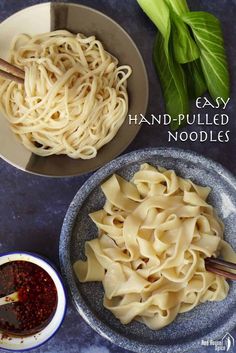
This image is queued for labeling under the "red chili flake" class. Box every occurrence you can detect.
[0,261,58,336]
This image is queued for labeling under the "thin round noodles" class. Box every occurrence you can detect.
[0,30,132,159]
[74,163,236,330]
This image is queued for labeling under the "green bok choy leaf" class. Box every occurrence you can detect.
[153,33,189,130]
[171,13,200,64]
[137,0,170,39]
[185,59,207,99]
[182,11,230,101]
[137,0,230,130]
[165,0,189,16]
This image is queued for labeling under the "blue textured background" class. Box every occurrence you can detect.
[0,1,236,353]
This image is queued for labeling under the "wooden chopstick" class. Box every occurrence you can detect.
[205,257,236,270]
[0,58,24,84]
[205,257,236,280]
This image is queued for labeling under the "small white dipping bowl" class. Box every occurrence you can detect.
[0,252,67,351]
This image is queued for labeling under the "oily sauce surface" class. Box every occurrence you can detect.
[0,260,58,336]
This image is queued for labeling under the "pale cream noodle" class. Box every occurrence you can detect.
[74,163,236,330]
[0,30,131,159]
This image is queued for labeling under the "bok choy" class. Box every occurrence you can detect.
[137,0,230,129]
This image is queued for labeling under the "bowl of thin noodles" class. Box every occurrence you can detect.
[0,3,148,176]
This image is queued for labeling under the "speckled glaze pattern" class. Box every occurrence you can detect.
[60,148,236,353]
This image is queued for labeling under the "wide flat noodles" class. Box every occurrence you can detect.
[74,163,236,330]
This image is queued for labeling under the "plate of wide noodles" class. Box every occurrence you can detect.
[60,148,236,353]
[0,3,148,176]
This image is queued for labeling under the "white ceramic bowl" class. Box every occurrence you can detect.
[0,2,148,177]
[0,252,67,351]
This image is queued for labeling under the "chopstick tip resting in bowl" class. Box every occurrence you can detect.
[0,58,24,84]
[205,257,236,280]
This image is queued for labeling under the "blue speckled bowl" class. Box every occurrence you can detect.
[59,148,236,353]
